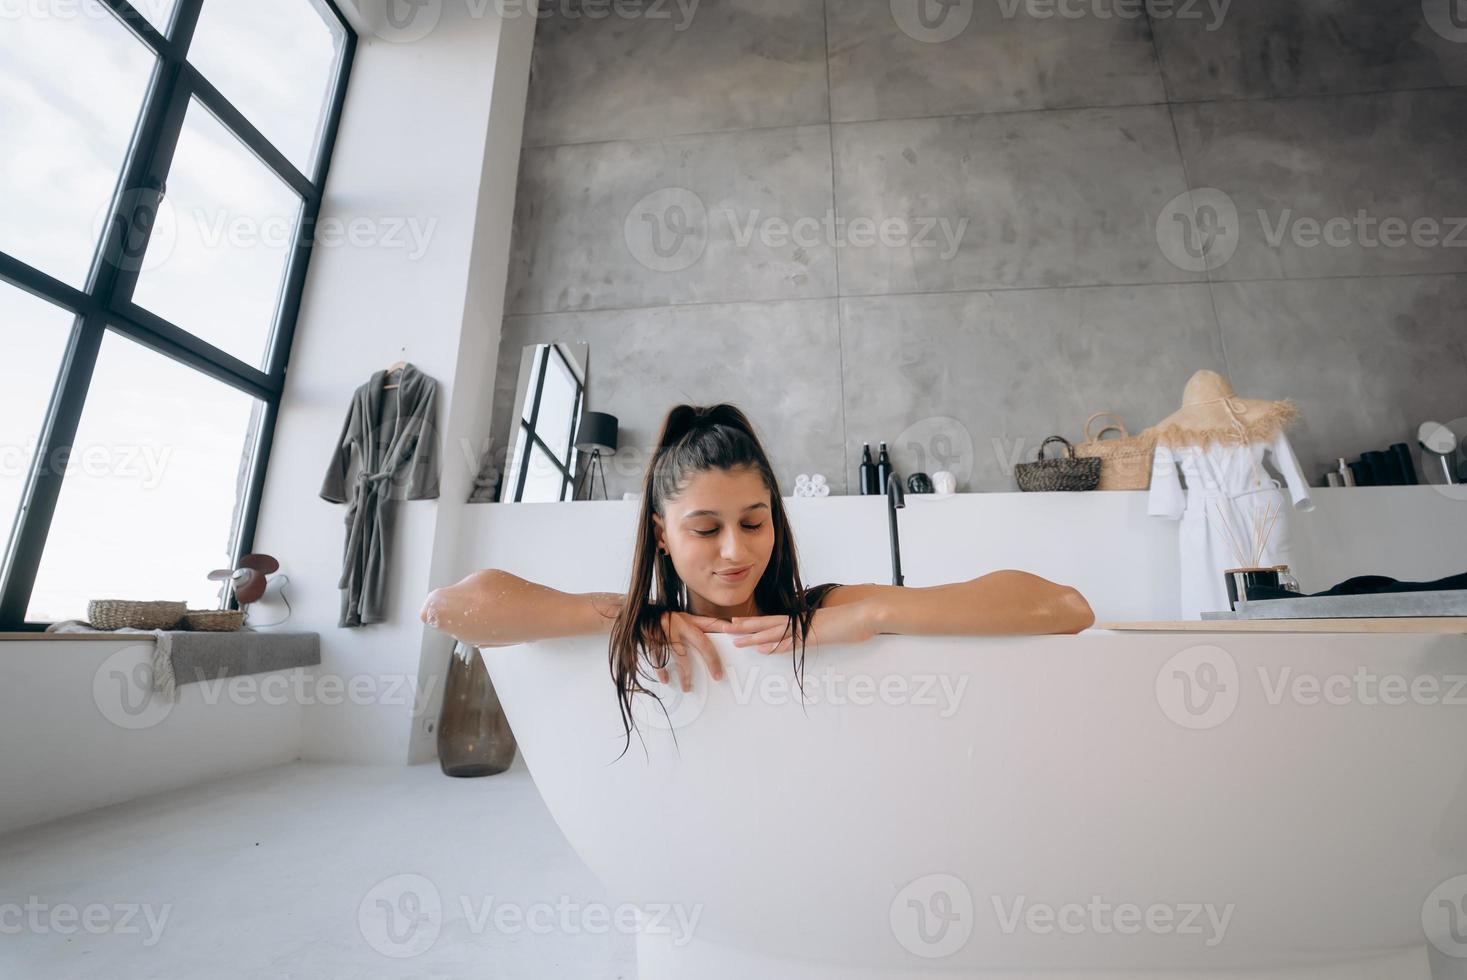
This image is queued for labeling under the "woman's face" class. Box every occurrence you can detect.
[652,466,774,618]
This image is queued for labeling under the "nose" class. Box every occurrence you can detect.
[719,529,746,561]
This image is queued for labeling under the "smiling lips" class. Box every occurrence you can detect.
[715,565,752,583]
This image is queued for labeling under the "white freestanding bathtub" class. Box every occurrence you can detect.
[480,629,1467,980]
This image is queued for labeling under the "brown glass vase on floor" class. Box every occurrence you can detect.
[438,641,517,777]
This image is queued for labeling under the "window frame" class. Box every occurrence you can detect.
[0,0,357,629]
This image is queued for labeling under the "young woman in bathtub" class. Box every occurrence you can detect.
[422,403,1093,733]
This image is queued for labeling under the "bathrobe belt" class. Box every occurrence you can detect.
[338,469,396,588]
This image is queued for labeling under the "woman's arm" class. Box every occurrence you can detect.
[419,569,624,647]
[823,570,1094,636]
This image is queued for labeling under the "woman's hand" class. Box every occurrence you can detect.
[726,601,878,656]
[653,612,730,692]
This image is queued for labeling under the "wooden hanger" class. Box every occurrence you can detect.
[384,352,408,390]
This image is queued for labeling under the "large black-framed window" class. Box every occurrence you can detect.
[0,0,356,629]
[504,344,585,503]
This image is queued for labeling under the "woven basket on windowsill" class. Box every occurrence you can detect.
[87,599,187,631]
[183,609,246,632]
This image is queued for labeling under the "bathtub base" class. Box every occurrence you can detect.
[636,935,1434,980]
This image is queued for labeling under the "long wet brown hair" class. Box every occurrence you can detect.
[608,403,835,757]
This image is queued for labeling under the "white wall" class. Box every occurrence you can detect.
[0,640,304,836]
[456,486,1467,624]
[250,4,536,764]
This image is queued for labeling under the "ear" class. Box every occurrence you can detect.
[651,512,666,554]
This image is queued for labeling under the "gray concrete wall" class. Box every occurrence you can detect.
[493,0,1467,498]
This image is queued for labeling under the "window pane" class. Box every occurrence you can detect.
[188,0,346,173]
[27,331,262,622]
[503,424,527,501]
[131,98,302,368]
[520,443,566,504]
[0,287,73,563]
[538,351,580,466]
[0,0,156,287]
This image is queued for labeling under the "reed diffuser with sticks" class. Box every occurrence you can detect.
[1212,496,1287,608]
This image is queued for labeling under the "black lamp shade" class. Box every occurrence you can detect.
[574,411,619,454]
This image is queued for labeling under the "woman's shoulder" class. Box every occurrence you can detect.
[801,582,842,610]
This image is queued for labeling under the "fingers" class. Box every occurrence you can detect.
[733,623,796,653]
[725,615,785,633]
[668,640,693,693]
[686,624,724,681]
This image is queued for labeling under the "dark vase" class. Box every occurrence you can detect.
[438,642,516,777]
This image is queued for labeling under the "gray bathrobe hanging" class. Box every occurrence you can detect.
[320,363,440,627]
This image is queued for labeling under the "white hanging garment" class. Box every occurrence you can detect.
[1148,418,1316,620]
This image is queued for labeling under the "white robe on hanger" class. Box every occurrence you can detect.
[1147,428,1315,619]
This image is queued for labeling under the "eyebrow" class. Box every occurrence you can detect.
[680,502,770,521]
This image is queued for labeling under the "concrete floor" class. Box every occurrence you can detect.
[0,760,636,979]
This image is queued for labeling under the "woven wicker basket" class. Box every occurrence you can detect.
[184,609,246,632]
[1015,436,1101,492]
[1074,412,1155,491]
[88,599,186,631]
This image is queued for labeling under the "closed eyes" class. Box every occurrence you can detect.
[693,523,765,536]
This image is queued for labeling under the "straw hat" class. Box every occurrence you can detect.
[1144,370,1300,447]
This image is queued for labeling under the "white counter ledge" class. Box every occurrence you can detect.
[1096,617,1467,633]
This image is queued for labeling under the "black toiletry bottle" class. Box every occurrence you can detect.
[859,443,877,495]
[876,442,893,493]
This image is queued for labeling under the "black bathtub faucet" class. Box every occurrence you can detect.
[887,472,905,587]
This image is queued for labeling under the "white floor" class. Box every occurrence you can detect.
[0,759,636,979]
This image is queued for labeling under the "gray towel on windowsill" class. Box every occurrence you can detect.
[45,621,321,701]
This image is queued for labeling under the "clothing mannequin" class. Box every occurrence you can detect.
[1144,370,1315,619]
